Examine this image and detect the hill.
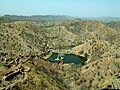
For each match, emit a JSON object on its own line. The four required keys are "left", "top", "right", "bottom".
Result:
{"left": 0, "top": 15, "right": 74, "bottom": 23}
{"left": 0, "top": 18, "right": 120, "bottom": 90}
{"left": 81, "top": 17, "right": 120, "bottom": 22}
{"left": 106, "top": 21, "right": 120, "bottom": 31}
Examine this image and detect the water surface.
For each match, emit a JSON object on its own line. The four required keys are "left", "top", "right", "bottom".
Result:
{"left": 48, "top": 52, "right": 87, "bottom": 64}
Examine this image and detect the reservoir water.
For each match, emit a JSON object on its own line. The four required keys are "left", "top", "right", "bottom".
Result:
{"left": 47, "top": 52, "right": 87, "bottom": 64}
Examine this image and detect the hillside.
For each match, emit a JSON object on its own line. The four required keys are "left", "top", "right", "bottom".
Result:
{"left": 0, "top": 18, "right": 120, "bottom": 90}
{"left": 106, "top": 21, "right": 120, "bottom": 31}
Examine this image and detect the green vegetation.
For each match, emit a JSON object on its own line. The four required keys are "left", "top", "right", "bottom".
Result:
{"left": 0, "top": 62, "right": 3, "bottom": 67}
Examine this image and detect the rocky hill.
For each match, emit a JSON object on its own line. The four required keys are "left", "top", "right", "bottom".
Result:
{"left": 106, "top": 21, "right": 120, "bottom": 31}
{"left": 0, "top": 18, "right": 120, "bottom": 90}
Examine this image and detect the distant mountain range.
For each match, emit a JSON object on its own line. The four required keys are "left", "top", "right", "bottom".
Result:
{"left": 80, "top": 17, "right": 120, "bottom": 22}
{"left": 0, "top": 15, "right": 74, "bottom": 22}
{"left": 1, "top": 15, "right": 120, "bottom": 23}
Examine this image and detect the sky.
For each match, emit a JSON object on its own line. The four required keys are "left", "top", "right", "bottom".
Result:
{"left": 0, "top": 0, "right": 120, "bottom": 17}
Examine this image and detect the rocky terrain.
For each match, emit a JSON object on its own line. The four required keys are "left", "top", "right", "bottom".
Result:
{"left": 0, "top": 16, "right": 120, "bottom": 90}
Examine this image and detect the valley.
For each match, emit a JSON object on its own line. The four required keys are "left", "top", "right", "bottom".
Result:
{"left": 0, "top": 15, "right": 120, "bottom": 90}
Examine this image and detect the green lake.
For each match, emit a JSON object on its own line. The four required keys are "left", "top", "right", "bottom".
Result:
{"left": 47, "top": 52, "right": 87, "bottom": 64}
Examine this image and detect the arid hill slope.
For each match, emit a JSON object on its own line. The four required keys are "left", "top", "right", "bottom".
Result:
{"left": 0, "top": 19, "right": 120, "bottom": 90}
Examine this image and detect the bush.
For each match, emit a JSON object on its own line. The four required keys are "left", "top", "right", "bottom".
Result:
{"left": 0, "top": 61, "right": 3, "bottom": 67}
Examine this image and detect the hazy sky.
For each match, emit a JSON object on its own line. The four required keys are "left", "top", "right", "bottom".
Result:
{"left": 0, "top": 0, "right": 120, "bottom": 17}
